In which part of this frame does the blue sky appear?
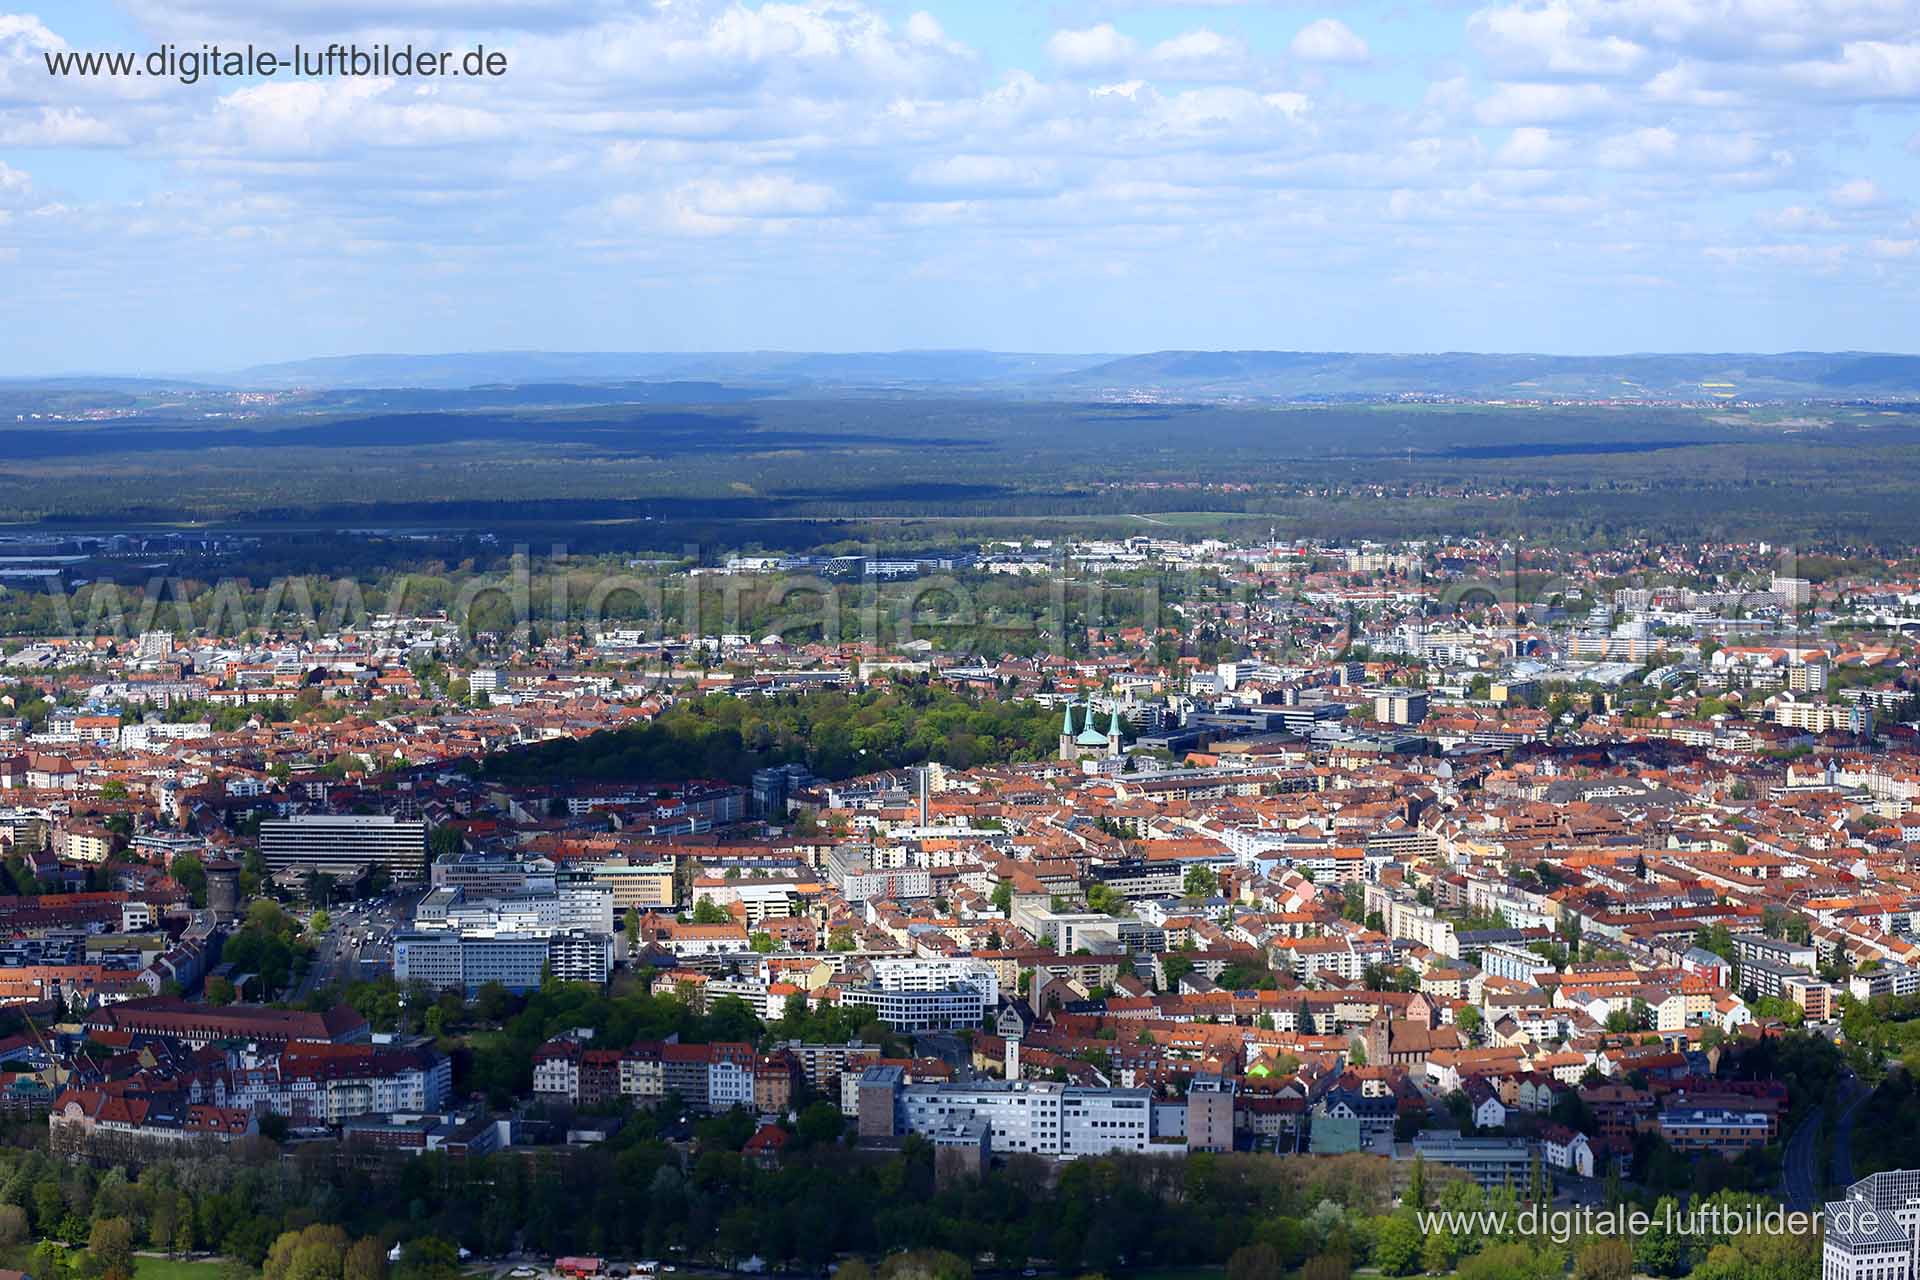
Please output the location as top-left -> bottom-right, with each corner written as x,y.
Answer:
1,0 -> 1917,374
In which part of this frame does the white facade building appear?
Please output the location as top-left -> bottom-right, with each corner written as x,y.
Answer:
1824,1171 -> 1920,1280
896,1080 -> 1153,1159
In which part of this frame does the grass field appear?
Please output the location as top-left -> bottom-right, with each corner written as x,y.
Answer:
134,1255 -> 243,1280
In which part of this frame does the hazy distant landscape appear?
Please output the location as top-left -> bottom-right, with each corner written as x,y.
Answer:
2,357 -> 1919,549
15,348 -> 1920,403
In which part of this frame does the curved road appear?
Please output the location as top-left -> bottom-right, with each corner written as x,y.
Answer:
1831,1073 -> 1871,1189
1783,1103 -> 1824,1211
1784,1071 -> 1871,1211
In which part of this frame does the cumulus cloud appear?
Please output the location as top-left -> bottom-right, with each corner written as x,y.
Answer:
1829,178 -> 1889,209
679,174 -> 838,217
1290,19 -> 1370,66
1595,126 -> 1679,169
908,153 -> 1059,195
1147,28 -> 1248,78
1046,24 -> 1137,74
0,107 -> 124,146
1468,2 -> 1645,78
1,0 -> 1916,369
1474,82 -> 1614,125
1786,40 -> 1920,99
1494,127 -> 1563,167
205,80 -> 507,155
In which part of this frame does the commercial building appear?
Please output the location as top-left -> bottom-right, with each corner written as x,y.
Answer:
1824,1171 -> 1920,1280
259,814 -> 429,884
867,957 -> 999,1002
396,932 -> 547,993
430,852 -> 545,896
837,983 -> 988,1033
395,931 -> 610,994
866,1073 -> 1155,1159
412,884 -> 615,938
1403,1132 -> 1534,1191
586,858 -> 679,911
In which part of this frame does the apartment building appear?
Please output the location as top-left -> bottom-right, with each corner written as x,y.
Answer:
883,1076 -> 1155,1159
1658,1106 -> 1770,1155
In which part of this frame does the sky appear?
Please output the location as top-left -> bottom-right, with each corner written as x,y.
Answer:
1,0 -> 1918,375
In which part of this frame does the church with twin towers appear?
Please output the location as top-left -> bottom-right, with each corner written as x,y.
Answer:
1058,701 -> 1125,761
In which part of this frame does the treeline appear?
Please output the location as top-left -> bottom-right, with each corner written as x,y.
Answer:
0,1129 -> 1821,1280
0,1142 -> 463,1280
484,683 -> 1062,783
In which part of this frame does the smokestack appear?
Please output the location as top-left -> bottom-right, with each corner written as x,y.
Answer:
917,766 -> 929,828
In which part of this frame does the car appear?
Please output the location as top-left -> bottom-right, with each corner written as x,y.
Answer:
510,1268 -> 539,1277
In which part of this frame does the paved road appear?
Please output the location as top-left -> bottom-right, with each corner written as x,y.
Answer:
289,929 -> 341,1003
1832,1072 -> 1871,1190
1783,1103 -> 1824,1211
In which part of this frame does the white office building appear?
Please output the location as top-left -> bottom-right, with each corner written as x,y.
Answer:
395,931 -> 609,994
1824,1171 -> 1920,1280
867,957 -> 999,1003
413,884 -> 615,938
895,1080 -> 1153,1159
837,984 -> 987,1033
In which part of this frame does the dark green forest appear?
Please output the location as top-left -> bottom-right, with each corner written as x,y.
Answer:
4,397 -> 1920,547
484,684 -> 1062,783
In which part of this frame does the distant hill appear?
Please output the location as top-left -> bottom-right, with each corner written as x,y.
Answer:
1049,350 -> 1920,401
214,348 -> 1920,402
228,349 -> 1114,391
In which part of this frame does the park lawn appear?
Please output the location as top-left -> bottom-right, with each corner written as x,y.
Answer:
134,1255 -> 241,1280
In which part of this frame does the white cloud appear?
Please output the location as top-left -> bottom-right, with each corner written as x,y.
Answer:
1046,24 -> 1138,74
1757,205 -> 1837,232
205,80 -> 507,155
1474,82 -> 1614,125
680,174 -> 838,217
1787,40 -> 1920,99
1290,19 -> 1370,66
1595,126 -> 1678,169
1468,2 -> 1645,78
1704,243 -> 1850,267
1495,127 -> 1562,167
903,11 -> 965,55
0,107 -> 125,147
611,173 -> 841,237
1147,28 -> 1250,78
908,154 -> 1058,194
2,0 -> 1918,366
1829,178 -> 1888,209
